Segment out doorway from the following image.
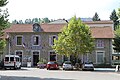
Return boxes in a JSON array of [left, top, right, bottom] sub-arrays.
[[33, 51, 39, 66]]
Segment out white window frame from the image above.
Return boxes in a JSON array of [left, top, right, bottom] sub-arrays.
[[49, 35, 58, 46], [96, 39, 104, 48], [48, 50, 57, 61], [16, 35, 23, 46], [96, 51, 105, 64], [32, 35, 41, 46]]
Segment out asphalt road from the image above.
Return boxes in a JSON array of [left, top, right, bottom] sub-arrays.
[[0, 67, 120, 80]]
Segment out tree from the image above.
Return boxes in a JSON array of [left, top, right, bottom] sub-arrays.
[[110, 9, 119, 30], [12, 19, 18, 24], [118, 8, 120, 18], [0, 0, 8, 7], [113, 28, 120, 52], [92, 12, 101, 21], [42, 17, 50, 23], [53, 16, 95, 58], [18, 20, 24, 24], [0, 0, 9, 54]]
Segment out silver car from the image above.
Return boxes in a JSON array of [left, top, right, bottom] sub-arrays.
[[63, 61, 73, 70], [82, 62, 94, 71]]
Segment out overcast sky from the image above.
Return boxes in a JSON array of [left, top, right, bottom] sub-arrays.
[[4, 0, 120, 22]]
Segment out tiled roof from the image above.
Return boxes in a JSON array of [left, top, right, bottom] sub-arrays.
[[90, 27, 114, 38], [3, 23, 114, 38], [3, 24, 67, 32]]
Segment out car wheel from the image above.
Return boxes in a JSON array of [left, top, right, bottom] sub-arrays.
[[19, 66, 21, 69]]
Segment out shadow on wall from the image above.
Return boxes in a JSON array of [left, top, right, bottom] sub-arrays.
[[0, 76, 74, 80]]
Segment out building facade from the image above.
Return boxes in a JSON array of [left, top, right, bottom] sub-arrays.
[[3, 21, 114, 66]]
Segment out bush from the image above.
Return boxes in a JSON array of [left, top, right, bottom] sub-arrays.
[[37, 58, 47, 64]]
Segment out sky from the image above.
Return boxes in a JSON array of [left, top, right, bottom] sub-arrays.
[[3, 0, 120, 22]]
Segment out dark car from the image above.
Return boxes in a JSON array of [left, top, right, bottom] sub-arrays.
[[82, 62, 94, 71], [47, 61, 59, 70]]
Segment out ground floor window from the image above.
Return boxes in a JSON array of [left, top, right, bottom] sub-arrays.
[[96, 51, 104, 63], [49, 52, 56, 61]]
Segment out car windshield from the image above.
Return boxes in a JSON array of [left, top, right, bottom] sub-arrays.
[[48, 62, 57, 64]]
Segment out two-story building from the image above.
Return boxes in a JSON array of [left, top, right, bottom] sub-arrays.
[[3, 20, 114, 67]]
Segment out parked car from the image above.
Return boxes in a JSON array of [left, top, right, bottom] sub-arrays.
[[46, 61, 59, 70], [82, 62, 94, 71], [63, 61, 73, 70], [4, 55, 21, 69], [37, 63, 46, 69]]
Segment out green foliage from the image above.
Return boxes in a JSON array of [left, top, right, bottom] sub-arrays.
[[0, 39, 6, 51], [0, 0, 9, 54], [13, 17, 51, 24], [37, 58, 47, 64], [42, 17, 50, 23], [113, 28, 120, 52], [118, 8, 120, 18], [53, 16, 95, 57], [110, 9, 119, 30], [92, 12, 101, 21], [0, 0, 8, 7]]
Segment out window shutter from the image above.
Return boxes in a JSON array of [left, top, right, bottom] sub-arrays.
[[15, 36, 17, 45], [49, 36, 52, 46], [31, 36, 33, 46], [22, 36, 24, 45], [55, 35, 58, 40], [39, 36, 41, 45]]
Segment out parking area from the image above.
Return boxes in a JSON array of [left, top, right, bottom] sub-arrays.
[[0, 67, 120, 80]]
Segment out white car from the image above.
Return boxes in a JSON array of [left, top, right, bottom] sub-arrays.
[[63, 61, 73, 70], [82, 62, 94, 71]]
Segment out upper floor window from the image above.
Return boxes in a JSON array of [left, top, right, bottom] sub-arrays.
[[96, 39, 104, 48], [16, 36, 23, 46], [32, 35, 40, 46], [49, 35, 58, 46]]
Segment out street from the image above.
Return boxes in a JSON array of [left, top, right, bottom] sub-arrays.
[[0, 67, 120, 80]]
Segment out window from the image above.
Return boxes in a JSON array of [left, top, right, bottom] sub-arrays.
[[32, 35, 40, 46], [16, 36, 22, 45], [49, 35, 58, 46], [96, 51, 104, 63], [49, 52, 56, 61], [5, 57, 9, 61], [33, 36, 39, 45], [112, 56, 120, 60], [96, 40, 104, 48]]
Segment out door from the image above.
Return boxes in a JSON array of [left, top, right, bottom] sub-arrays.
[[33, 51, 39, 66]]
